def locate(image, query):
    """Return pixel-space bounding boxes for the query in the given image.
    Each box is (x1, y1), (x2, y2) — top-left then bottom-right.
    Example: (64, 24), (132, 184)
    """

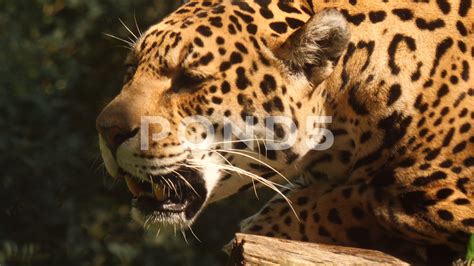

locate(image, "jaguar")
(97, 0), (473, 262)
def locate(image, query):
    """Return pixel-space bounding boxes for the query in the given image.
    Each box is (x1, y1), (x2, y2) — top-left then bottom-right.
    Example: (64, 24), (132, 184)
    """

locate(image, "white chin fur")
(131, 208), (193, 230)
(99, 136), (118, 177)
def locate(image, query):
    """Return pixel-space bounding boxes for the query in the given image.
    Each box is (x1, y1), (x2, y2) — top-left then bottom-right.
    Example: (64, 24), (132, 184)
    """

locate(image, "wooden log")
(229, 233), (409, 265)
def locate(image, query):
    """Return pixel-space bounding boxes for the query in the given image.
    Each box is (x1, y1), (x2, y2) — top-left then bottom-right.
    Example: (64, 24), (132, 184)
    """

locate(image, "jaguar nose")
(99, 126), (139, 154)
(96, 102), (140, 155)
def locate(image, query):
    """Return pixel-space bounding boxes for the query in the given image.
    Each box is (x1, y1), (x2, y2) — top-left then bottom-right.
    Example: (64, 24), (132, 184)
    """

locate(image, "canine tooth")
(153, 184), (167, 201)
(125, 176), (141, 197)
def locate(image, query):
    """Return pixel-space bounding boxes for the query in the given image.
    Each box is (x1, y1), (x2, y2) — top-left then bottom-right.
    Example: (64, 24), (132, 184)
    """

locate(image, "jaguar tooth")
(153, 184), (167, 201)
(125, 176), (141, 197)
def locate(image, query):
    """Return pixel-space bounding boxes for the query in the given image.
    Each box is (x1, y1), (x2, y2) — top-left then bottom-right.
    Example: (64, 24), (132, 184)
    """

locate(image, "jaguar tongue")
(153, 184), (167, 201)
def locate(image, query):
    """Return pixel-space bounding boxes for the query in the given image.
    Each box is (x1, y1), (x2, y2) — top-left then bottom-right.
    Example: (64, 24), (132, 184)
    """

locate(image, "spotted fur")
(97, 0), (474, 262)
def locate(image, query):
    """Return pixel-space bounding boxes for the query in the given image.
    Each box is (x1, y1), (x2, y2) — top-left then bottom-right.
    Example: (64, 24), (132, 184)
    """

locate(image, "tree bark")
(229, 233), (409, 265)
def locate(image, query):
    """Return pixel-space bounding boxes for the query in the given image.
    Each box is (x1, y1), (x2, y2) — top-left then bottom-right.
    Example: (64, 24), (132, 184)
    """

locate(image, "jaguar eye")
(123, 63), (137, 84)
(171, 72), (208, 93)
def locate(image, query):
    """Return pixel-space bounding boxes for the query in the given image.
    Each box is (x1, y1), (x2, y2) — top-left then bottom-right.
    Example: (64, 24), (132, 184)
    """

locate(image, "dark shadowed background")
(0, 1), (267, 265)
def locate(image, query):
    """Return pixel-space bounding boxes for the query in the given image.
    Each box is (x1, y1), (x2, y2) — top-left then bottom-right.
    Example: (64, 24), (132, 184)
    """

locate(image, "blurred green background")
(0, 1), (265, 265)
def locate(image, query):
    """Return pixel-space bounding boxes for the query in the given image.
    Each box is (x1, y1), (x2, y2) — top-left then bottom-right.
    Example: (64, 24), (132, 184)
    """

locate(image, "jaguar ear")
(275, 9), (350, 83)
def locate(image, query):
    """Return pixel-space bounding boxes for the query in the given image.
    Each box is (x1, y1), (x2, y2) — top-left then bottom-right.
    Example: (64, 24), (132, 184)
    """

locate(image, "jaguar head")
(97, 1), (349, 228)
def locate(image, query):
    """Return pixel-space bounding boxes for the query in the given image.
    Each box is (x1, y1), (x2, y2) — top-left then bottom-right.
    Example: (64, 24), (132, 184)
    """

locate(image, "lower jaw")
(128, 191), (206, 224)
(121, 166), (208, 223)
(133, 198), (206, 222)
(131, 206), (197, 228)
(132, 197), (189, 214)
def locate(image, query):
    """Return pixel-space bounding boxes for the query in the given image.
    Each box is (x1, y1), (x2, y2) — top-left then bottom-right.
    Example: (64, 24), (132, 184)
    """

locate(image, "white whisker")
(188, 160), (287, 194)
(187, 159), (295, 215)
(181, 229), (189, 245)
(211, 151), (259, 199)
(212, 149), (293, 186)
(159, 177), (174, 197)
(194, 160), (296, 216)
(144, 216), (153, 230)
(116, 45), (134, 51)
(170, 167), (199, 197)
(134, 13), (143, 37)
(155, 227), (162, 239)
(211, 138), (266, 146)
(119, 18), (139, 41)
(187, 224), (201, 242)
(103, 33), (134, 47)
(167, 177), (179, 196)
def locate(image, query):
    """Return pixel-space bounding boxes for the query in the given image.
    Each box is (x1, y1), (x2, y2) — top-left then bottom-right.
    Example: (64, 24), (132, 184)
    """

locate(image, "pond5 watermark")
(140, 115), (334, 151)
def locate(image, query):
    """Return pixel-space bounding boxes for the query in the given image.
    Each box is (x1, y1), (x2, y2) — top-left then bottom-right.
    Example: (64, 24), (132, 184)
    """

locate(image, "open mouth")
(121, 166), (207, 220)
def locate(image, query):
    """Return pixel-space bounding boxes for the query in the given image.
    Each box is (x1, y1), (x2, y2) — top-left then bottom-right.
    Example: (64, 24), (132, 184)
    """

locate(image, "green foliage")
(467, 235), (474, 262)
(0, 1), (263, 265)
